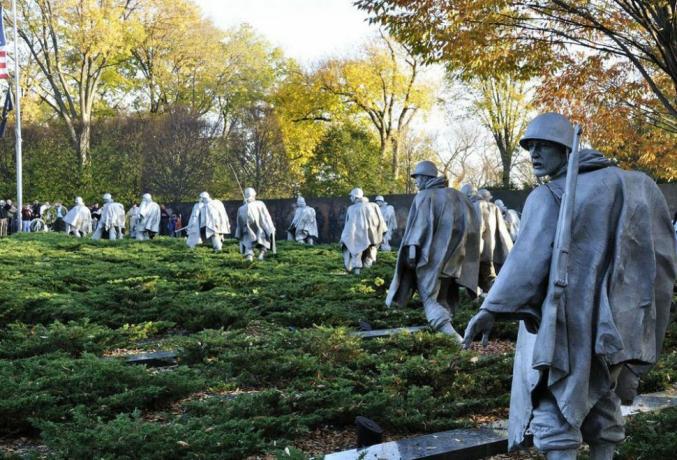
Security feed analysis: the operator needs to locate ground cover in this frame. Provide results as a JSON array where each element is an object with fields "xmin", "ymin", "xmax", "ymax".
[{"xmin": 0, "ymin": 233, "xmax": 673, "ymax": 459}]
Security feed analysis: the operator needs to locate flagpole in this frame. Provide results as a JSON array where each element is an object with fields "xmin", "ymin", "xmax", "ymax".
[{"xmin": 11, "ymin": 0, "xmax": 21, "ymax": 232}]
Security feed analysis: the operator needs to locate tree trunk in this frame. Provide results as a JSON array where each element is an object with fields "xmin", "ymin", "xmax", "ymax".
[
  {"xmin": 391, "ymin": 136, "xmax": 400, "ymax": 179},
  {"xmin": 77, "ymin": 122, "xmax": 91, "ymax": 169},
  {"xmin": 498, "ymin": 145, "xmax": 512, "ymax": 188}
]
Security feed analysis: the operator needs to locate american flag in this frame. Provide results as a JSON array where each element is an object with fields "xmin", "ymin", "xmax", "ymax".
[{"xmin": 0, "ymin": 6, "xmax": 7, "ymax": 80}]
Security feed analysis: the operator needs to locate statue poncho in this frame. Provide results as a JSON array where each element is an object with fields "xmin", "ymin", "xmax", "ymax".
[
  {"xmin": 186, "ymin": 197, "xmax": 230, "ymax": 250},
  {"xmin": 386, "ymin": 177, "xmax": 480, "ymax": 333},
  {"xmin": 378, "ymin": 200, "xmax": 398, "ymax": 251},
  {"xmin": 235, "ymin": 199, "xmax": 276, "ymax": 257},
  {"xmin": 476, "ymin": 199, "xmax": 513, "ymax": 290},
  {"xmin": 93, "ymin": 201, "xmax": 125, "ymax": 240},
  {"xmin": 288, "ymin": 199, "xmax": 318, "ymax": 244},
  {"xmin": 136, "ymin": 196, "xmax": 161, "ymax": 240},
  {"xmin": 340, "ymin": 197, "xmax": 387, "ymax": 272},
  {"xmin": 64, "ymin": 200, "xmax": 92, "ymax": 237},
  {"xmin": 479, "ymin": 151, "xmax": 676, "ymax": 450}
]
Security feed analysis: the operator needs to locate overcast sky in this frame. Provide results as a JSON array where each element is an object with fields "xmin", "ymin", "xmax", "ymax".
[{"xmin": 194, "ymin": 0, "xmax": 377, "ymax": 65}]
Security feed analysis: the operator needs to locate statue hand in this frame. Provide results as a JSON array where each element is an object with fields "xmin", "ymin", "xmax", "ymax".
[{"xmin": 462, "ymin": 310, "xmax": 495, "ymax": 349}]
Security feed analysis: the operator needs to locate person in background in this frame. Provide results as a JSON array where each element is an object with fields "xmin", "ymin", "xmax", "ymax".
[
  {"xmin": 174, "ymin": 213, "xmax": 183, "ymax": 237},
  {"xmin": 0, "ymin": 200, "xmax": 7, "ymax": 237},
  {"xmin": 160, "ymin": 205, "xmax": 170, "ymax": 236},
  {"xmin": 4, "ymin": 200, "xmax": 17, "ymax": 233},
  {"xmin": 21, "ymin": 204, "xmax": 33, "ymax": 232},
  {"xmin": 168, "ymin": 213, "xmax": 177, "ymax": 237},
  {"xmin": 49, "ymin": 202, "xmax": 69, "ymax": 232},
  {"xmin": 32, "ymin": 200, "xmax": 41, "ymax": 219},
  {"xmin": 90, "ymin": 202, "xmax": 101, "ymax": 230}
]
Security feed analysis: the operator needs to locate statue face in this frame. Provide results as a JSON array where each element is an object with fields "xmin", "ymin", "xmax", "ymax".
[
  {"xmin": 414, "ymin": 175, "xmax": 430, "ymax": 190},
  {"xmin": 527, "ymin": 140, "xmax": 567, "ymax": 177}
]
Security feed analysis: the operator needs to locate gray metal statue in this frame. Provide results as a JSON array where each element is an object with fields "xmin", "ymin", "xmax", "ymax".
[
  {"xmin": 340, "ymin": 188, "xmax": 387, "ymax": 274},
  {"xmin": 463, "ymin": 113, "xmax": 676, "ymax": 460},
  {"xmin": 92, "ymin": 193, "xmax": 125, "ymax": 240},
  {"xmin": 135, "ymin": 193, "xmax": 161, "ymax": 241},
  {"xmin": 375, "ymin": 195, "xmax": 397, "ymax": 251},
  {"xmin": 495, "ymin": 199, "xmax": 520, "ymax": 242},
  {"xmin": 386, "ymin": 160, "xmax": 481, "ymax": 341},
  {"xmin": 64, "ymin": 197, "xmax": 92, "ymax": 237},
  {"xmin": 476, "ymin": 188, "xmax": 513, "ymax": 289},
  {"xmin": 186, "ymin": 192, "xmax": 230, "ymax": 251},
  {"xmin": 235, "ymin": 188, "xmax": 276, "ymax": 261},
  {"xmin": 287, "ymin": 196, "xmax": 318, "ymax": 244}
]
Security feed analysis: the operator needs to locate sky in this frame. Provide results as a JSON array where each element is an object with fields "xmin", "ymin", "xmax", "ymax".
[{"xmin": 194, "ymin": 0, "xmax": 377, "ymax": 65}]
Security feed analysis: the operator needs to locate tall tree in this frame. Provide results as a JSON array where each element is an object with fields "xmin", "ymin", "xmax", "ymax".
[
  {"xmin": 470, "ymin": 75, "xmax": 531, "ymax": 188},
  {"xmin": 355, "ymin": 0, "xmax": 677, "ymax": 132},
  {"xmin": 129, "ymin": 0, "xmax": 225, "ymax": 115},
  {"xmin": 316, "ymin": 34, "xmax": 433, "ymax": 180},
  {"xmin": 15, "ymin": 0, "xmax": 143, "ymax": 169}
]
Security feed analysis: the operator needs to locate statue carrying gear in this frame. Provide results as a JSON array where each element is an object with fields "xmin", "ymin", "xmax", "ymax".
[
  {"xmin": 387, "ymin": 161, "xmax": 481, "ymax": 341},
  {"xmin": 476, "ymin": 189, "xmax": 513, "ymax": 290},
  {"xmin": 92, "ymin": 193, "xmax": 125, "ymax": 240},
  {"xmin": 135, "ymin": 193, "xmax": 162, "ymax": 241},
  {"xmin": 186, "ymin": 191, "xmax": 230, "ymax": 251},
  {"xmin": 340, "ymin": 187, "xmax": 387, "ymax": 274},
  {"xmin": 495, "ymin": 199, "xmax": 521, "ymax": 242},
  {"xmin": 235, "ymin": 188, "xmax": 276, "ymax": 260},
  {"xmin": 464, "ymin": 114, "xmax": 676, "ymax": 460},
  {"xmin": 287, "ymin": 196, "xmax": 318, "ymax": 245},
  {"xmin": 375, "ymin": 195, "xmax": 397, "ymax": 251},
  {"xmin": 64, "ymin": 196, "xmax": 92, "ymax": 237}
]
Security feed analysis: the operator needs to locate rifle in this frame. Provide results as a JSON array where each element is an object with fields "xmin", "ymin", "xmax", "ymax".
[{"xmin": 531, "ymin": 124, "xmax": 583, "ymax": 378}]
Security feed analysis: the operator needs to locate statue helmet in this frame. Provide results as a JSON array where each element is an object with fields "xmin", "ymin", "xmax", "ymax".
[
  {"xmin": 495, "ymin": 199, "xmax": 506, "ymax": 211},
  {"xmin": 102, "ymin": 193, "xmax": 112, "ymax": 202},
  {"xmin": 374, "ymin": 195, "xmax": 385, "ymax": 203},
  {"xmin": 460, "ymin": 183, "xmax": 477, "ymax": 197},
  {"xmin": 296, "ymin": 196, "xmax": 306, "ymax": 206},
  {"xmin": 75, "ymin": 196, "xmax": 84, "ymax": 206},
  {"xmin": 411, "ymin": 160, "xmax": 438, "ymax": 178},
  {"xmin": 142, "ymin": 193, "xmax": 152, "ymax": 202},
  {"xmin": 349, "ymin": 188, "xmax": 364, "ymax": 200},
  {"xmin": 244, "ymin": 188, "xmax": 256, "ymax": 200},
  {"xmin": 199, "ymin": 191, "xmax": 211, "ymax": 201},
  {"xmin": 478, "ymin": 189, "xmax": 493, "ymax": 202},
  {"xmin": 519, "ymin": 112, "xmax": 574, "ymax": 151}
]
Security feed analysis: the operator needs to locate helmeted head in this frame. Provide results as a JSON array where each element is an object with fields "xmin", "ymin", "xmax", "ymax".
[
  {"xmin": 349, "ymin": 187, "xmax": 364, "ymax": 203},
  {"xmin": 244, "ymin": 187, "xmax": 256, "ymax": 203},
  {"xmin": 6, "ymin": 199, "xmax": 11, "ymax": 205},
  {"xmin": 411, "ymin": 160, "xmax": 438, "ymax": 178},
  {"xmin": 199, "ymin": 191, "xmax": 211, "ymax": 204},
  {"xmin": 0, "ymin": 200, "xmax": 5, "ymax": 206},
  {"xmin": 142, "ymin": 193, "xmax": 152, "ymax": 203},
  {"xmin": 296, "ymin": 196, "xmax": 306, "ymax": 207},
  {"xmin": 460, "ymin": 183, "xmax": 477, "ymax": 198},
  {"xmin": 495, "ymin": 199, "xmax": 507, "ymax": 212},
  {"xmin": 478, "ymin": 189, "xmax": 492, "ymax": 202},
  {"xmin": 33, "ymin": 200, "xmax": 39, "ymax": 205},
  {"xmin": 102, "ymin": 193, "xmax": 112, "ymax": 203},
  {"xmin": 55, "ymin": 201, "xmax": 62, "ymax": 207},
  {"xmin": 520, "ymin": 113, "xmax": 573, "ymax": 178},
  {"xmin": 374, "ymin": 195, "xmax": 385, "ymax": 205},
  {"xmin": 75, "ymin": 196, "xmax": 84, "ymax": 206}
]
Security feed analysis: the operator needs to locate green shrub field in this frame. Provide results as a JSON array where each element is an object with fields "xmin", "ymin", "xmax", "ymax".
[{"xmin": 0, "ymin": 233, "xmax": 673, "ymax": 459}]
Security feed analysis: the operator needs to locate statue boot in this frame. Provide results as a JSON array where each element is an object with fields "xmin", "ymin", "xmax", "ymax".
[
  {"xmin": 438, "ymin": 321, "xmax": 463, "ymax": 343},
  {"xmin": 258, "ymin": 248, "xmax": 267, "ymax": 260},
  {"xmin": 589, "ymin": 443, "xmax": 617, "ymax": 460}
]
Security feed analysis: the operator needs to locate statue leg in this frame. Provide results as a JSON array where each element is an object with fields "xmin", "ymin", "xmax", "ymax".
[
  {"xmin": 244, "ymin": 243, "xmax": 254, "ymax": 261},
  {"xmin": 531, "ymin": 390, "xmax": 582, "ymax": 457},
  {"xmin": 211, "ymin": 236, "xmax": 223, "ymax": 252},
  {"xmin": 108, "ymin": 228, "xmax": 117, "ymax": 240},
  {"xmin": 422, "ymin": 298, "xmax": 462, "ymax": 343},
  {"xmin": 581, "ymin": 366, "xmax": 624, "ymax": 460},
  {"xmin": 73, "ymin": 228, "xmax": 81, "ymax": 238},
  {"xmin": 258, "ymin": 246, "xmax": 267, "ymax": 260},
  {"xmin": 363, "ymin": 246, "xmax": 377, "ymax": 268}
]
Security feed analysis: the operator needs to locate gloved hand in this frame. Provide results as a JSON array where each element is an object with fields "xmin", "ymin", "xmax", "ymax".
[{"xmin": 462, "ymin": 309, "xmax": 495, "ymax": 349}]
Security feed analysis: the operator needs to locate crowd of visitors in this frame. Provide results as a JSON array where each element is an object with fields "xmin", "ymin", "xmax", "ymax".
[{"xmin": 0, "ymin": 198, "xmax": 184, "ymax": 238}]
